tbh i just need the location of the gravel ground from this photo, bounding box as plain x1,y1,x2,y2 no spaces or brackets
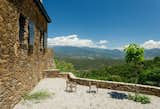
14,78,160,109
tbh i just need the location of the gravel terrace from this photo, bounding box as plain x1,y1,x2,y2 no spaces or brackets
14,78,160,109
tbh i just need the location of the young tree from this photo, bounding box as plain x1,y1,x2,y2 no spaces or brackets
124,44,144,92
55,58,75,73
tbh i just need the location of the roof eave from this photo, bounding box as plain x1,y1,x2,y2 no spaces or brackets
34,0,52,23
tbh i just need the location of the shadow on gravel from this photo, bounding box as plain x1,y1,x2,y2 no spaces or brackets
108,91,128,100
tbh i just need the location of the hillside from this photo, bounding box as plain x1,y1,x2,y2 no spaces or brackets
53,46,160,59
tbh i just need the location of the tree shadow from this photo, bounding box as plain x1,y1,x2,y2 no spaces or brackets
108,91,128,100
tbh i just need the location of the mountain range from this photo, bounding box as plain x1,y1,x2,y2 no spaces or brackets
52,46,160,59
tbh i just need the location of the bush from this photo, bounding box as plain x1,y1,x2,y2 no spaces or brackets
23,90,53,101
128,94,151,104
55,58,75,72
56,56,160,87
139,67,160,86
107,75,122,81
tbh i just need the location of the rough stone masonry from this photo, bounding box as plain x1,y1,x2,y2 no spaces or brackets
0,0,54,109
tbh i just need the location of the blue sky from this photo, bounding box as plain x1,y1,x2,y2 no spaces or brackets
43,0,160,49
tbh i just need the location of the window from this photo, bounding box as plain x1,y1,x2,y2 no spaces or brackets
39,30,43,52
28,21,34,46
19,14,26,44
28,20,35,54
43,32,47,49
39,31,47,53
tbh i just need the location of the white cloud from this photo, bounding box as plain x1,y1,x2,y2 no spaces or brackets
120,40,160,50
48,34,108,49
99,40,108,44
141,40,160,49
48,35,160,50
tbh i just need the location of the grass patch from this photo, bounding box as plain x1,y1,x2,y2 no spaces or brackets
128,94,151,104
23,90,53,101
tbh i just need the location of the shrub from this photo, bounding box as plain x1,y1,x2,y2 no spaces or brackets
23,90,53,101
107,75,122,82
55,58,75,72
139,67,160,86
128,94,151,104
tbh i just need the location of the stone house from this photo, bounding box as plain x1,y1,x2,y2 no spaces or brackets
0,0,54,109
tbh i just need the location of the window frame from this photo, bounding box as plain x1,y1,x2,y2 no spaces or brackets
19,14,26,44
28,20,35,55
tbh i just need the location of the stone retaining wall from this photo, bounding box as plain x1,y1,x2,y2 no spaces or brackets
45,71,160,97
45,69,68,79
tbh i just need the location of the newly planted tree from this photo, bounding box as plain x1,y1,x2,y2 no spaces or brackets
124,44,144,92
124,44,144,82
124,44,151,104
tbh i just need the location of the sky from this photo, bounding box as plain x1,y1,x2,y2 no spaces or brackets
43,0,160,49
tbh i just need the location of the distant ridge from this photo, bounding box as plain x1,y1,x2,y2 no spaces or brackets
52,46,160,59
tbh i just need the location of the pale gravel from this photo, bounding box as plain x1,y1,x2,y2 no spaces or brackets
14,78,160,109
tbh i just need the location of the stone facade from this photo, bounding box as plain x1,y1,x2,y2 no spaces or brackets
0,0,54,109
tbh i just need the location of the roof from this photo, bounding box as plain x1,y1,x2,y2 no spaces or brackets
34,0,51,23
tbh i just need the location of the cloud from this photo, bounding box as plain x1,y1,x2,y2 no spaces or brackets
99,40,108,44
141,40,160,49
120,40,160,50
48,35,160,50
48,34,108,49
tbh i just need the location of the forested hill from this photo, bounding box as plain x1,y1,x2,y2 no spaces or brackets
53,46,160,59
53,46,160,87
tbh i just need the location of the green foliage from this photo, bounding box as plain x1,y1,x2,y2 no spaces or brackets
57,57,124,71
153,56,160,66
128,94,151,104
55,54,160,87
154,56,160,62
124,44,144,86
139,67,160,86
74,57,160,87
23,90,53,101
74,64,138,83
124,44,144,64
55,58,75,72
107,75,122,81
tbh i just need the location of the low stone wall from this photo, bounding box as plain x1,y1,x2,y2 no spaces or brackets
45,71,160,97
45,69,68,79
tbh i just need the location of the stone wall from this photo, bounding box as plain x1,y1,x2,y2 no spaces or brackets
45,71,160,97
45,69,68,79
0,0,54,109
